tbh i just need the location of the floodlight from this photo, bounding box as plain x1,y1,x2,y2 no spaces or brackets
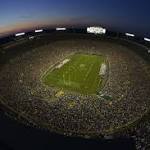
35,29,43,33
56,28,66,31
125,33,135,37
15,32,25,37
144,37,150,42
87,27,106,34
148,50,150,53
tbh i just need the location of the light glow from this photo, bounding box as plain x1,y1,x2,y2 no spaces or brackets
56,27,66,31
144,37,150,42
15,32,25,37
35,29,43,33
87,27,106,34
29,36,35,40
125,33,135,37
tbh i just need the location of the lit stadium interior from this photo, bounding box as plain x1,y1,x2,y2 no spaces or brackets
0,1,150,150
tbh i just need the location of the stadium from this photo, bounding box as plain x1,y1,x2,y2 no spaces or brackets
0,27,150,147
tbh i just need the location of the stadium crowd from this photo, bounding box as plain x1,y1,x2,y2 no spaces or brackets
0,34,150,149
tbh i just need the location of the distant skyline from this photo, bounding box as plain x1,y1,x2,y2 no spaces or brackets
0,0,150,37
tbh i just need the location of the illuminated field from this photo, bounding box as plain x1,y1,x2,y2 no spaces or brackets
42,53,106,94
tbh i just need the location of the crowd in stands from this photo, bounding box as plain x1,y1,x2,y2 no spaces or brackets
0,34,150,149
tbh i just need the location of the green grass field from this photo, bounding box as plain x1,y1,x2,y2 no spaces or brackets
42,53,105,95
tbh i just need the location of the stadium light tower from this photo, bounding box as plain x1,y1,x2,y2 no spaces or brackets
144,37,150,42
15,32,25,37
87,27,106,35
56,27,66,31
35,29,43,33
125,33,135,37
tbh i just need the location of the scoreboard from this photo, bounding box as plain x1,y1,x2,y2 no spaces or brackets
87,27,106,34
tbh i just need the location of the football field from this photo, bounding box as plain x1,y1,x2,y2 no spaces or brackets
42,53,105,94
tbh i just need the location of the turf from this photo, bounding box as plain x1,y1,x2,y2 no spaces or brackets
42,53,105,94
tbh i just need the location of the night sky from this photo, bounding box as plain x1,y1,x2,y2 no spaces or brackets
0,0,150,37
